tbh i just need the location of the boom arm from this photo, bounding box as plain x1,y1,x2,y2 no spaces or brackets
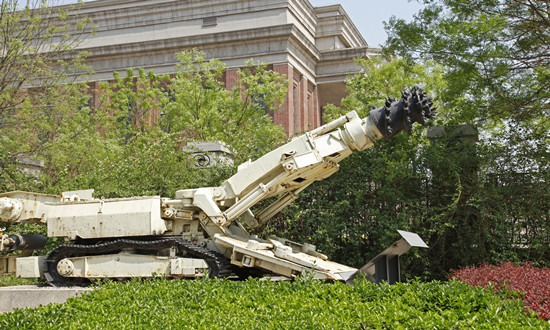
181,88,436,229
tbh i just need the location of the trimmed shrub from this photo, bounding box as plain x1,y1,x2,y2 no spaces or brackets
449,262,550,320
1,278,547,328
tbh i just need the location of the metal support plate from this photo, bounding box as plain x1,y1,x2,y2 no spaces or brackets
346,230,428,284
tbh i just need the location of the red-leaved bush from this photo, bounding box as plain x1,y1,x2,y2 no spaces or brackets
449,262,550,320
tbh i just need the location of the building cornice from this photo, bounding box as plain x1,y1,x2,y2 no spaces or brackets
314,5,367,48
72,0,290,32
62,0,366,51
81,24,295,59
319,47,381,62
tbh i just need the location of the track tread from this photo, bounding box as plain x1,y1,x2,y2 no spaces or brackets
44,238,232,286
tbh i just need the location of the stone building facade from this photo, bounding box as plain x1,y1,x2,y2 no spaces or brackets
64,0,380,135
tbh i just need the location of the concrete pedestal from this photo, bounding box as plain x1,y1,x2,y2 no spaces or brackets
0,285,92,313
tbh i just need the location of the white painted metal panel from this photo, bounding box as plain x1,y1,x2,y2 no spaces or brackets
223,137,312,197
47,197,166,239
15,256,45,278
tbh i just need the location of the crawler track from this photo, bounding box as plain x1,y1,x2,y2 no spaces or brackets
44,238,232,286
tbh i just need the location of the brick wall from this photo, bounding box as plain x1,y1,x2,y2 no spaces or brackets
224,69,240,91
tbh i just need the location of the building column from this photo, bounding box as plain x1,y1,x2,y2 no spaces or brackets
88,82,100,109
273,63,294,136
311,84,320,127
299,75,307,131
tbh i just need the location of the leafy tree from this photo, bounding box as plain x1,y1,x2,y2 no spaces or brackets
99,68,171,140
0,0,92,191
385,0,549,183
385,0,549,125
42,50,289,198
164,50,287,163
0,0,91,116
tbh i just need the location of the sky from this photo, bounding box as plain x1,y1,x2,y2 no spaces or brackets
52,0,425,48
310,0,425,47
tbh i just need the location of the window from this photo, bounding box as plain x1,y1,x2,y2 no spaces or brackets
202,16,217,27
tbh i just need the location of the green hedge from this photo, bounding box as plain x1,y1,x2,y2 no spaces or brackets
0,275,41,288
1,278,547,329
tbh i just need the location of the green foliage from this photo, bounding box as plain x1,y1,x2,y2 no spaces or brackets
42,130,234,198
164,50,287,163
383,3,550,254
162,51,228,141
1,278,546,328
0,0,92,192
56,49,288,198
385,0,549,126
100,68,171,140
0,275,42,288
0,0,91,115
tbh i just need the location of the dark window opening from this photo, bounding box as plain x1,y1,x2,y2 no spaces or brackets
202,16,217,27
